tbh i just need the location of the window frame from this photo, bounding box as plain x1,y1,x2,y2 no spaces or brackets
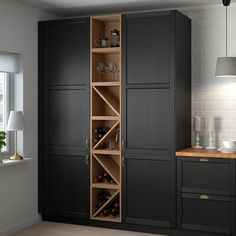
0,72,14,158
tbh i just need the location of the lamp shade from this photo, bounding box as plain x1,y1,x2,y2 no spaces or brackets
215,57,236,77
6,111,25,131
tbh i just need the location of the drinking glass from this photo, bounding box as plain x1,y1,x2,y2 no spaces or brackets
96,62,105,81
108,62,113,81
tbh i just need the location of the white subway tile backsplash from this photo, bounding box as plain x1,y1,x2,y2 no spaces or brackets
181,4,236,147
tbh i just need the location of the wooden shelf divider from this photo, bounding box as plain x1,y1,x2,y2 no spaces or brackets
93,86,120,116
92,47,120,54
92,183,119,189
93,154,120,184
92,116,120,121
92,120,120,150
93,190,119,218
92,149,121,155
92,82,120,87
91,215,121,223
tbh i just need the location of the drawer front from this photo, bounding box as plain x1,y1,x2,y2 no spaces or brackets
177,157,235,196
177,193,235,234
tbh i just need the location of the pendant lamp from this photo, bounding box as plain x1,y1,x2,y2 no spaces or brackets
215,0,236,77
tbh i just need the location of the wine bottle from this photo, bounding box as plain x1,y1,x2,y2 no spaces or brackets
97,175,103,182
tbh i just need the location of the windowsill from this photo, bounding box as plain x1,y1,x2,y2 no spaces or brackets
0,158,32,168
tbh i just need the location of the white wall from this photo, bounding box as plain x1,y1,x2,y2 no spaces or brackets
0,1,56,235
181,3,236,147
0,1,235,234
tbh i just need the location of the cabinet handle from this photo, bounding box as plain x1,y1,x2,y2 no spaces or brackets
86,139,89,165
122,139,125,167
200,195,210,200
200,158,209,162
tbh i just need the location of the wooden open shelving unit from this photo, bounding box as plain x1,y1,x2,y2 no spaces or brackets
90,14,122,223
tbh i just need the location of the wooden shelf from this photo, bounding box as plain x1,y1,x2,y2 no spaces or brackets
92,116,120,121
91,14,121,22
92,149,121,155
93,154,120,184
91,215,121,223
92,47,120,54
90,13,122,223
176,148,236,159
92,82,120,86
92,183,119,189
93,86,120,115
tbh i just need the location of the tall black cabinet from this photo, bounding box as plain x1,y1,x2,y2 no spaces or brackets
122,11,191,228
38,10,210,236
39,18,90,218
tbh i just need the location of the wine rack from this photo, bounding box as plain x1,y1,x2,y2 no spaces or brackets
90,14,122,222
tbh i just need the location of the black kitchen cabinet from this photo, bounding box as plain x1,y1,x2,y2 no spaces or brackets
177,156,236,235
38,11,232,236
122,11,191,228
38,18,90,218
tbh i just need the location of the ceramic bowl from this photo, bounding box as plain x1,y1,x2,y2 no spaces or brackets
223,140,236,150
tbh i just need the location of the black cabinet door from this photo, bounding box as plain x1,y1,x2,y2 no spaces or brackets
126,11,171,85
126,88,171,151
177,157,235,196
122,11,174,228
125,157,171,228
39,18,90,218
46,155,89,218
178,193,235,235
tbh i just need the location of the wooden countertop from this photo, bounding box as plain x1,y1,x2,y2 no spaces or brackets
176,148,236,159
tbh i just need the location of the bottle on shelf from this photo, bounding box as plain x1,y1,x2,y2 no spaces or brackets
94,127,109,144
96,191,111,209
111,29,120,47
99,201,119,218
94,171,114,184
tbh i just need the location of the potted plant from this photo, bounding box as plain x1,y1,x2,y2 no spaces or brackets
0,131,7,164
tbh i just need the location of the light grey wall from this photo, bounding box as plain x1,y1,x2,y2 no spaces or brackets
181,3,236,148
0,1,236,234
0,1,57,235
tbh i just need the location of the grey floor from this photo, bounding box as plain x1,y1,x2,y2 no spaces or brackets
10,222,165,236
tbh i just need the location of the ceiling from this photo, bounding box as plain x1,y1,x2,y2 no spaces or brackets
12,0,234,17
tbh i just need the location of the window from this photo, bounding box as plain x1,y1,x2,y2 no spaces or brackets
0,72,12,154
0,51,19,157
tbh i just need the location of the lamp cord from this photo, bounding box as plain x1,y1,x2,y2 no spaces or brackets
226,5,228,57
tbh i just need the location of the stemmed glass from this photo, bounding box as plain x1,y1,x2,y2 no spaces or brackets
96,63,105,81
108,62,114,81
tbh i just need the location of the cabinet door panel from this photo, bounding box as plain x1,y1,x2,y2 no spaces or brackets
178,193,234,234
126,88,171,150
46,155,89,218
126,158,171,227
126,14,170,84
46,20,89,85
48,89,88,147
177,157,234,196
39,18,90,218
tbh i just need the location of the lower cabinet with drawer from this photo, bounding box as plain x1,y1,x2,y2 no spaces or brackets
177,156,235,235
